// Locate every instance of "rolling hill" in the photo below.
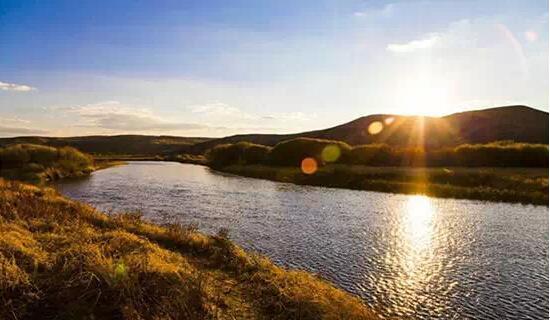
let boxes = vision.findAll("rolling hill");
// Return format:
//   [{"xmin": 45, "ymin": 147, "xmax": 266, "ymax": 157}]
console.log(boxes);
[
  {"xmin": 0, "ymin": 106, "xmax": 547, "ymax": 157},
  {"xmin": 0, "ymin": 135, "xmax": 211, "ymax": 156},
  {"xmin": 181, "ymin": 105, "xmax": 549, "ymax": 154}
]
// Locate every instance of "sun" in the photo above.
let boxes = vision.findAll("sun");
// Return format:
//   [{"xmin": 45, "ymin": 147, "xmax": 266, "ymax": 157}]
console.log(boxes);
[{"xmin": 394, "ymin": 77, "xmax": 452, "ymax": 116}]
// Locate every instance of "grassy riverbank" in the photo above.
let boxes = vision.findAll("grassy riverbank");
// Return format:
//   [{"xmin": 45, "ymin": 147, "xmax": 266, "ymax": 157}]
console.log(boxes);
[
  {"xmin": 214, "ymin": 164, "xmax": 549, "ymax": 205},
  {"xmin": 0, "ymin": 179, "xmax": 376, "ymax": 319},
  {"xmin": 94, "ymin": 153, "xmax": 207, "ymax": 165},
  {"xmin": 0, "ymin": 144, "xmax": 123, "ymax": 184}
]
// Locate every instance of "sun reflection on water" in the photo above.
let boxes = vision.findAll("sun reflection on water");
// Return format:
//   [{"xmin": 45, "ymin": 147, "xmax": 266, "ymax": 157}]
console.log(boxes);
[
  {"xmin": 404, "ymin": 195, "xmax": 435, "ymax": 252},
  {"xmin": 376, "ymin": 195, "xmax": 441, "ymax": 317}
]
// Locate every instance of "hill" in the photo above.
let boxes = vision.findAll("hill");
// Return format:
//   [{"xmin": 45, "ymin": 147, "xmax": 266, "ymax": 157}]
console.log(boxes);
[
  {"xmin": 182, "ymin": 105, "xmax": 548, "ymax": 154},
  {"xmin": 0, "ymin": 135, "xmax": 211, "ymax": 157}
]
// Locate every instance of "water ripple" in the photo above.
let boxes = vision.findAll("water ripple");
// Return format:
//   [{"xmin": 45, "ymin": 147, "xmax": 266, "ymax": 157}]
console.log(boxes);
[{"xmin": 55, "ymin": 162, "xmax": 549, "ymax": 320}]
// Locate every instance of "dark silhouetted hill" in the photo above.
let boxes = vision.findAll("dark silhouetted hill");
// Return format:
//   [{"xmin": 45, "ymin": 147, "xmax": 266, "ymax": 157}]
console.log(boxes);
[
  {"xmin": 0, "ymin": 135, "xmax": 211, "ymax": 156},
  {"xmin": 181, "ymin": 106, "xmax": 548, "ymax": 154}
]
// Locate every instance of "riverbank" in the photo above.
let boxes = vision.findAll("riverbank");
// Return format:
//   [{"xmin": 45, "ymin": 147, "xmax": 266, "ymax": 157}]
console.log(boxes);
[
  {"xmin": 212, "ymin": 164, "xmax": 549, "ymax": 205},
  {"xmin": 0, "ymin": 179, "xmax": 377, "ymax": 319},
  {"xmin": 94, "ymin": 153, "xmax": 206, "ymax": 165}
]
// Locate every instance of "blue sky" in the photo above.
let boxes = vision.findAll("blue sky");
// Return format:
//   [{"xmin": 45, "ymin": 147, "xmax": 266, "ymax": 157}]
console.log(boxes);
[{"xmin": 0, "ymin": 0, "xmax": 547, "ymax": 137}]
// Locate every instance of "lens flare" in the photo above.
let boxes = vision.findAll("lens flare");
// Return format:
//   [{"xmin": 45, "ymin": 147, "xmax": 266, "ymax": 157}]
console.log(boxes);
[
  {"xmin": 525, "ymin": 30, "xmax": 538, "ymax": 42},
  {"xmin": 322, "ymin": 145, "xmax": 341, "ymax": 162},
  {"xmin": 367, "ymin": 121, "xmax": 384, "ymax": 135},
  {"xmin": 301, "ymin": 157, "xmax": 318, "ymax": 175}
]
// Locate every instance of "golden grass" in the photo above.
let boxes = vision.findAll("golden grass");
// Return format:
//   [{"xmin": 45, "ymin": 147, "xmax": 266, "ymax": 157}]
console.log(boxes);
[{"xmin": 0, "ymin": 179, "xmax": 377, "ymax": 319}]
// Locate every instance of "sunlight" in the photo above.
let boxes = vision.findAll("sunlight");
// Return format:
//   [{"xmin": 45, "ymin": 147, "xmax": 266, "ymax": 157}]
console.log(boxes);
[
  {"xmin": 403, "ymin": 195, "xmax": 434, "ymax": 251},
  {"xmin": 394, "ymin": 77, "xmax": 452, "ymax": 116},
  {"xmin": 398, "ymin": 195, "xmax": 437, "ymax": 305}
]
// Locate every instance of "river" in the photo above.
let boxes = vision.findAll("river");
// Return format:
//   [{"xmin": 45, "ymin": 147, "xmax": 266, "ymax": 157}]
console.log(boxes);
[{"xmin": 54, "ymin": 161, "xmax": 549, "ymax": 319}]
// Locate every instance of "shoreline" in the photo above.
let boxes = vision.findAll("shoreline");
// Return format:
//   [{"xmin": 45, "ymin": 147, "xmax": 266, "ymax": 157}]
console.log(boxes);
[
  {"xmin": 69, "ymin": 159, "xmax": 549, "ymax": 205},
  {"xmin": 209, "ymin": 164, "xmax": 549, "ymax": 205},
  {"xmin": 0, "ymin": 178, "xmax": 378, "ymax": 319}
]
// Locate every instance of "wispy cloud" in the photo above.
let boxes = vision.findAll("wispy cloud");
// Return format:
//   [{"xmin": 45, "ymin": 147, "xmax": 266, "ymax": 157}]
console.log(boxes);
[
  {"xmin": 386, "ymin": 34, "xmax": 440, "ymax": 53},
  {"xmin": 60, "ymin": 101, "xmax": 206, "ymax": 132},
  {"xmin": 262, "ymin": 112, "xmax": 313, "ymax": 121},
  {"xmin": 0, "ymin": 117, "xmax": 47, "ymax": 136},
  {"xmin": 0, "ymin": 81, "xmax": 36, "ymax": 92},
  {"xmin": 353, "ymin": 3, "xmax": 395, "ymax": 18},
  {"xmin": 189, "ymin": 103, "xmax": 315, "ymax": 123},
  {"xmin": 189, "ymin": 102, "xmax": 255, "ymax": 120},
  {"xmin": 0, "ymin": 126, "xmax": 48, "ymax": 136}
]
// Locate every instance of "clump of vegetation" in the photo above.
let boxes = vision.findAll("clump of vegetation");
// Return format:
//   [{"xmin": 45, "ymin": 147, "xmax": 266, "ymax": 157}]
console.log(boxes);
[
  {"xmin": 0, "ymin": 144, "xmax": 94, "ymax": 183},
  {"xmin": 269, "ymin": 138, "xmax": 352, "ymax": 166},
  {"xmin": 0, "ymin": 179, "xmax": 376, "ymax": 319},
  {"xmin": 346, "ymin": 141, "xmax": 549, "ymax": 167},
  {"xmin": 206, "ymin": 141, "xmax": 271, "ymax": 167},
  {"xmin": 217, "ymin": 165, "xmax": 548, "ymax": 205},
  {"xmin": 206, "ymin": 139, "xmax": 548, "ymax": 168},
  {"xmin": 444, "ymin": 142, "xmax": 549, "ymax": 167}
]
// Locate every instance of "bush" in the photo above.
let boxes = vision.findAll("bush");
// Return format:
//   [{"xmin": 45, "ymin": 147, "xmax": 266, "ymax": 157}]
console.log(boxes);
[
  {"xmin": 0, "ymin": 145, "xmax": 31, "ymax": 166},
  {"xmin": 0, "ymin": 144, "xmax": 94, "ymax": 182},
  {"xmin": 269, "ymin": 138, "xmax": 352, "ymax": 166},
  {"xmin": 346, "ymin": 142, "xmax": 548, "ymax": 167},
  {"xmin": 449, "ymin": 142, "xmax": 548, "ymax": 167},
  {"xmin": 206, "ymin": 142, "xmax": 271, "ymax": 167},
  {"xmin": 204, "ymin": 139, "xmax": 548, "ymax": 168},
  {"xmin": 347, "ymin": 144, "xmax": 398, "ymax": 166}
]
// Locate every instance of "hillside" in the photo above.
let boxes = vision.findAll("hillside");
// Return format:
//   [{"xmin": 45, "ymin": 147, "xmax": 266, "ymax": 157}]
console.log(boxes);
[
  {"xmin": 182, "ymin": 105, "xmax": 548, "ymax": 154},
  {"xmin": 0, "ymin": 135, "xmax": 211, "ymax": 157}
]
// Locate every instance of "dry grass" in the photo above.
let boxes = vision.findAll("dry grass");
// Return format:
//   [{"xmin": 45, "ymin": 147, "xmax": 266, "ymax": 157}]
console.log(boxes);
[{"xmin": 0, "ymin": 179, "xmax": 377, "ymax": 319}]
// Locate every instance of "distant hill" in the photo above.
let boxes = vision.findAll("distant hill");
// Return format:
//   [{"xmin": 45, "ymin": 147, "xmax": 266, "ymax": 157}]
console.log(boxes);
[
  {"xmin": 0, "ymin": 135, "xmax": 211, "ymax": 156},
  {"xmin": 1, "ymin": 106, "xmax": 547, "ymax": 157},
  {"xmin": 181, "ymin": 106, "xmax": 549, "ymax": 154}
]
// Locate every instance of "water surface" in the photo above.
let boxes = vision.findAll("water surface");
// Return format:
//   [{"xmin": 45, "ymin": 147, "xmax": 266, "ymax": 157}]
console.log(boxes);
[{"xmin": 55, "ymin": 162, "xmax": 549, "ymax": 319}]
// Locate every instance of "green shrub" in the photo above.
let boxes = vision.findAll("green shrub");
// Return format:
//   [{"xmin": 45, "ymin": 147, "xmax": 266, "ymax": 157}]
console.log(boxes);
[
  {"xmin": 0, "ymin": 145, "xmax": 31, "ymax": 166},
  {"xmin": 449, "ymin": 142, "xmax": 548, "ymax": 167},
  {"xmin": 347, "ymin": 144, "xmax": 397, "ymax": 166},
  {"xmin": 346, "ymin": 142, "xmax": 548, "ymax": 167},
  {"xmin": 0, "ymin": 144, "xmax": 94, "ymax": 182},
  {"xmin": 206, "ymin": 142, "xmax": 271, "ymax": 167},
  {"xmin": 269, "ymin": 138, "xmax": 352, "ymax": 166},
  {"xmin": 205, "ymin": 139, "xmax": 548, "ymax": 168}
]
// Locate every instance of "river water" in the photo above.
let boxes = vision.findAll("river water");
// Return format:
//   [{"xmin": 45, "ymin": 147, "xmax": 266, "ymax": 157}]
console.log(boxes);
[{"xmin": 55, "ymin": 161, "xmax": 549, "ymax": 319}]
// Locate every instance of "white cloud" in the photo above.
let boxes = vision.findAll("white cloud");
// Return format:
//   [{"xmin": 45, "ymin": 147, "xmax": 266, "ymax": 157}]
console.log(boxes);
[
  {"xmin": 189, "ymin": 102, "xmax": 315, "ymax": 123},
  {"xmin": 60, "ymin": 101, "xmax": 206, "ymax": 132},
  {"xmin": 262, "ymin": 112, "xmax": 314, "ymax": 121},
  {"xmin": 0, "ymin": 126, "xmax": 48, "ymax": 136},
  {"xmin": 353, "ymin": 3, "xmax": 394, "ymax": 18},
  {"xmin": 0, "ymin": 81, "xmax": 36, "ymax": 92},
  {"xmin": 189, "ymin": 102, "xmax": 254, "ymax": 120},
  {"xmin": 0, "ymin": 117, "xmax": 47, "ymax": 136},
  {"xmin": 386, "ymin": 34, "xmax": 440, "ymax": 53}
]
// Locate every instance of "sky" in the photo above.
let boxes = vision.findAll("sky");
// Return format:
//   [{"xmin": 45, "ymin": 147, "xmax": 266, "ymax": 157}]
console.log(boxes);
[{"xmin": 0, "ymin": 0, "xmax": 548, "ymax": 137}]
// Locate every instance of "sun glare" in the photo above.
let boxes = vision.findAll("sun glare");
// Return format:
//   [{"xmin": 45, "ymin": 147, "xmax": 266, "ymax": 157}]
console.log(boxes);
[
  {"xmin": 404, "ymin": 195, "xmax": 434, "ymax": 250},
  {"xmin": 394, "ymin": 77, "xmax": 452, "ymax": 116}
]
